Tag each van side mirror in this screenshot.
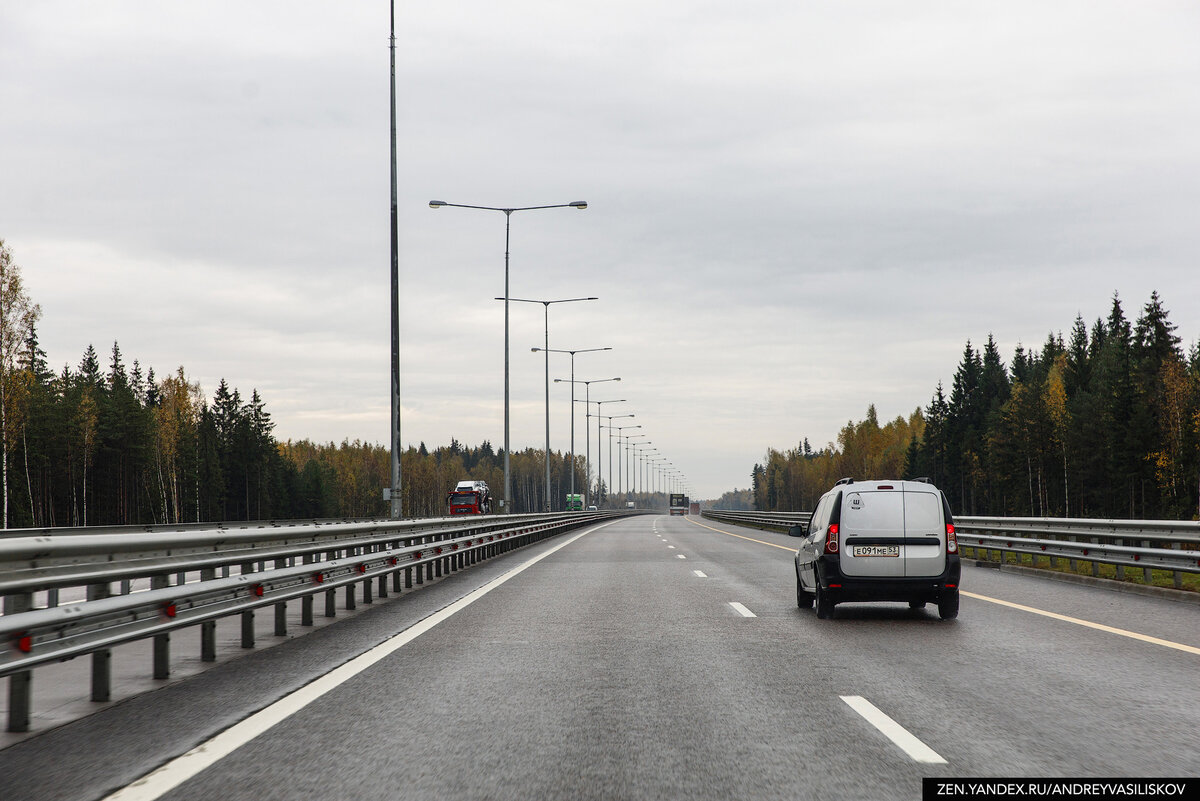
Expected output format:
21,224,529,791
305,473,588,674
788,524,807,538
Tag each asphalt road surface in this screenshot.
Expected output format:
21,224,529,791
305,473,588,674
3,515,1198,801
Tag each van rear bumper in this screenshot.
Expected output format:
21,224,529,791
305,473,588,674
815,554,961,603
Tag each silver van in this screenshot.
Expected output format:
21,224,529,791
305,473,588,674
794,478,961,619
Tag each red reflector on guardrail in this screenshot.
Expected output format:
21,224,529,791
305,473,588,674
13,633,32,653
435,547,443,555
313,573,325,584
412,551,422,559
251,584,265,597
356,564,367,574
389,557,398,566
163,602,178,618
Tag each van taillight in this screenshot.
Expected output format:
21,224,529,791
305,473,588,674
946,523,958,554
824,523,839,554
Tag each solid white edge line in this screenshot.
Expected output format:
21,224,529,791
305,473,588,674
728,602,756,618
101,523,608,801
840,695,947,764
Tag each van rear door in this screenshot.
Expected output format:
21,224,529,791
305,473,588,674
839,488,905,577
902,487,946,577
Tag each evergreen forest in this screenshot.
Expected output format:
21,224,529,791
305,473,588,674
751,292,1200,520
0,241,634,529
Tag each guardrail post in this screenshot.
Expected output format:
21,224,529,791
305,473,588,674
362,574,373,604
378,574,388,599
345,582,356,610
4,591,33,732
1172,542,1183,589
301,555,315,626
240,563,255,649
200,567,217,661
274,558,288,636
1142,540,1152,584
88,582,112,702
324,587,336,618
151,575,170,679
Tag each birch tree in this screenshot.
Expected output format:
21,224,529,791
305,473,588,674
0,241,42,528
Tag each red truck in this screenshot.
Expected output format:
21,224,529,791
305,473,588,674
448,480,491,515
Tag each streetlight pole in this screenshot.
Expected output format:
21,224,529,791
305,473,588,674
557,377,619,507
586,399,626,506
505,297,597,511
630,440,651,498
612,424,641,498
388,0,401,518
538,348,610,503
599,414,634,508
429,199,587,513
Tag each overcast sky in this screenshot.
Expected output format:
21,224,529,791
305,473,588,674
2,2,1199,500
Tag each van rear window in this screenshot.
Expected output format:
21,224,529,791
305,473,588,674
903,491,943,536
840,491,904,537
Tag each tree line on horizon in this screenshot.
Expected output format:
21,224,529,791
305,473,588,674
750,291,1200,521
0,240,667,527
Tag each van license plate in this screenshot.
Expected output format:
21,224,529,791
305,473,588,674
852,545,900,557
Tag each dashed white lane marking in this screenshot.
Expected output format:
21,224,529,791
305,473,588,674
693,570,707,578
676,554,687,559
667,545,676,549
101,524,611,801
840,695,947,764
729,602,756,618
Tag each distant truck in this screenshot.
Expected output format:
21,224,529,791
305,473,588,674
448,480,491,515
669,493,688,516
565,493,583,511
689,501,700,515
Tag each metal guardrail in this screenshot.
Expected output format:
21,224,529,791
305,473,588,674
701,510,811,532
0,511,635,732
701,509,1200,586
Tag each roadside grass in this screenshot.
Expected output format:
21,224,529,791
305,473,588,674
961,545,1200,593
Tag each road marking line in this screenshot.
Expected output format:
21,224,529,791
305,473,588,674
677,554,687,559
691,518,1198,656
685,517,799,553
667,545,676,549
729,602,756,618
961,590,1200,656
693,570,707,578
100,523,611,801
840,695,946,764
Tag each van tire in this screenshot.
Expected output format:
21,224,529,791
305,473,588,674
815,584,834,619
937,589,959,620
797,575,814,609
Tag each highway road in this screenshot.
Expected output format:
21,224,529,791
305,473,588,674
2,514,1198,800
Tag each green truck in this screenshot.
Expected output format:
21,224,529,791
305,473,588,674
565,493,583,511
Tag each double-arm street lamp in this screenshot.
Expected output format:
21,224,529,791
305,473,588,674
555,377,619,506
599,414,635,507
503,296,598,511
584,398,626,506
429,199,587,512
610,424,641,498
535,347,610,503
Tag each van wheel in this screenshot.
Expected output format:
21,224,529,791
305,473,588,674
815,584,834,619
937,589,959,620
796,575,813,609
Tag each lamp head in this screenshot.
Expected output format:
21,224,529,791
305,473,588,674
429,200,446,208
570,201,588,209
